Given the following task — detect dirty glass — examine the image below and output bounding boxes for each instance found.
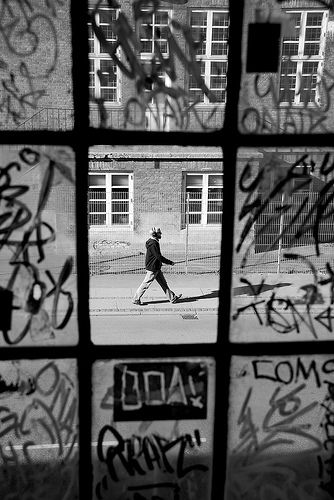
[0,359,78,499]
[92,358,215,499]
[0,0,73,131]
[231,147,334,342]
[0,145,77,347]
[88,145,222,344]
[88,0,228,131]
[239,0,333,134]
[225,355,334,500]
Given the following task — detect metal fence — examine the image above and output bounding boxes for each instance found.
[88,192,222,275]
[234,191,334,274]
[15,106,224,132]
[17,108,74,130]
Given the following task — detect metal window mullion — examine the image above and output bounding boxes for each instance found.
[129,174,134,227]
[106,173,112,225]
[202,174,208,225]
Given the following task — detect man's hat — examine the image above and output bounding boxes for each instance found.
[149,227,162,236]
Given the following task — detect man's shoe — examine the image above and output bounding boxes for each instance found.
[132,299,143,305]
[171,294,182,304]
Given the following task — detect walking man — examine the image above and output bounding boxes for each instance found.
[132,227,182,305]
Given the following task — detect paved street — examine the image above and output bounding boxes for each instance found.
[90,273,220,344]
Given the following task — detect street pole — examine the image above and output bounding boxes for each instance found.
[277,191,285,275]
[185,193,189,274]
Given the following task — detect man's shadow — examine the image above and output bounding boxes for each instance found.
[144,290,219,305]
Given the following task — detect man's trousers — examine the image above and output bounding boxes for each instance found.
[133,270,176,302]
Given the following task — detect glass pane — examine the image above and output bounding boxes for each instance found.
[239,3,329,133]
[88,2,226,131]
[232,147,334,342]
[226,355,334,500]
[89,146,222,344]
[187,175,203,187]
[0,359,78,498]
[0,1,73,130]
[112,175,129,187]
[92,358,215,499]
[0,146,78,347]
[89,175,106,186]
[209,174,223,186]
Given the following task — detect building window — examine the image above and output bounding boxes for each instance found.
[279,10,328,105]
[139,9,171,56]
[88,173,133,226]
[185,173,223,225]
[189,10,229,104]
[138,9,172,93]
[88,7,120,102]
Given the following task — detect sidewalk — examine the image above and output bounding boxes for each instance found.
[89,273,220,316]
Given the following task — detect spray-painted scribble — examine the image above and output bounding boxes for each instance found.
[226,356,334,500]
[0,146,76,346]
[93,359,214,500]
[241,3,333,134]
[89,0,226,131]
[0,0,70,128]
[232,150,334,341]
[0,359,78,500]
[241,70,334,134]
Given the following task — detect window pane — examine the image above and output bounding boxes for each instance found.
[89,174,106,186]
[304,43,320,56]
[89,4,225,131]
[89,146,222,344]
[232,147,334,342]
[112,175,129,186]
[92,358,215,498]
[187,175,203,186]
[226,355,334,500]
[209,174,223,186]
[307,12,323,26]
[207,213,222,224]
[1,2,73,131]
[0,359,78,498]
[90,213,106,225]
[213,12,229,26]
[0,145,77,347]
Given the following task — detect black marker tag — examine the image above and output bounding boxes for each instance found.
[246,23,281,73]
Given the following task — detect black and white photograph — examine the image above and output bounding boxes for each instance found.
[1,0,334,499]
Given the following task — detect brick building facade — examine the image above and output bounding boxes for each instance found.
[2,0,334,271]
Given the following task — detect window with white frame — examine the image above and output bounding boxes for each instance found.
[88,173,133,226]
[185,173,223,225]
[88,7,120,103]
[189,10,229,104]
[138,9,172,94]
[279,10,328,105]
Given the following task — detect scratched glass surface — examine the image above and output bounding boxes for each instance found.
[88,0,228,131]
[0,0,73,131]
[239,0,334,134]
[88,145,222,344]
[0,359,78,499]
[231,147,334,342]
[92,357,215,500]
[225,355,334,500]
[0,145,78,347]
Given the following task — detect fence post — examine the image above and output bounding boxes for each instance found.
[277,191,285,274]
[185,193,189,274]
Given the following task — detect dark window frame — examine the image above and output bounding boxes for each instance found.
[1,1,334,499]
